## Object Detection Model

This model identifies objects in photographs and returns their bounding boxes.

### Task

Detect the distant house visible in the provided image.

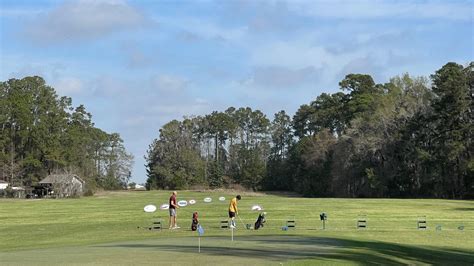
[127,183,145,190]
[0,180,25,198]
[0,180,8,190]
[135,184,146,190]
[39,174,85,198]
[11,186,25,198]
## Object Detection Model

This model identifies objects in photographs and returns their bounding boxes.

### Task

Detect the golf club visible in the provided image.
[238,215,247,228]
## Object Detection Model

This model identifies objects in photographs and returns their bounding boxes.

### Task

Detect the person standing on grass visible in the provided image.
[169,191,180,229]
[228,195,241,228]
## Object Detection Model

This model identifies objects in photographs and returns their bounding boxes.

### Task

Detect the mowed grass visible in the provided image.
[0,191,473,265]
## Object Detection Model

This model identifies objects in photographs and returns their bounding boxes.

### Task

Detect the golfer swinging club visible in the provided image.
[228,195,241,229]
[169,191,180,229]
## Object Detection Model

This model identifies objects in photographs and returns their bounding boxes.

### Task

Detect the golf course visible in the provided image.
[1,190,473,265]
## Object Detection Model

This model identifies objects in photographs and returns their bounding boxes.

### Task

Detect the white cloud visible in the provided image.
[158,16,247,43]
[123,115,147,127]
[247,38,368,88]
[23,0,149,43]
[0,8,44,18]
[150,74,188,93]
[177,31,201,42]
[5,64,48,80]
[92,75,130,97]
[149,102,209,116]
[339,56,382,78]
[244,65,322,89]
[250,40,336,69]
[85,73,209,121]
[1,57,68,84]
[120,42,154,68]
[289,0,472,21]
[53,77,84,96]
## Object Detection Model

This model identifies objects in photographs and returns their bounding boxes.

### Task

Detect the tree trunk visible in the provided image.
[215,135,219,163]
[10,127,15,184]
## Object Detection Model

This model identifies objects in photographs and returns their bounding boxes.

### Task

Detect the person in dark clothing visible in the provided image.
[169,191,180,229]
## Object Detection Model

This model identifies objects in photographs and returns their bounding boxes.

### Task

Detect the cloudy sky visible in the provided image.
[0,0,472,184]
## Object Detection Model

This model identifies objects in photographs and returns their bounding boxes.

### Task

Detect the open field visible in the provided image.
[1,191,473,265]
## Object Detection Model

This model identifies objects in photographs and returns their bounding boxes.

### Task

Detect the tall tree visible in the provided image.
[0,76,134,193]
[145,120,204,189]
[264,110,293,190]
[429,62,472,198]
[339,73,380,123]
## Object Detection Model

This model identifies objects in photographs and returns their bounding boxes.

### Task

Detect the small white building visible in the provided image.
[12,186,25,198]
[0,180,8,190]
[0,181,24,198]
[135,184,146,190]
[39,174,85,198]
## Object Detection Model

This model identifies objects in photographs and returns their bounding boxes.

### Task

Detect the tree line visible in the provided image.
[146,62,473,199]
[0,76,134,193]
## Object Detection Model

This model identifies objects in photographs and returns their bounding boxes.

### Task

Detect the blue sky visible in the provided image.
[1,0,472,184]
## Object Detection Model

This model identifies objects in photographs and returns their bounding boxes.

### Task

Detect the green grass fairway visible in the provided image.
[1,191,473,265]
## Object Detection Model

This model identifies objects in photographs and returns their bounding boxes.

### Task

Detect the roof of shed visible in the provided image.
[39,174,85,184]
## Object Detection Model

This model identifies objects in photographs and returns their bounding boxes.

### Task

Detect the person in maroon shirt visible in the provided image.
[169,191,180,229]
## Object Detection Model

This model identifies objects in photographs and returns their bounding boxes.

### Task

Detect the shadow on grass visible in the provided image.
[99,235,474,265]
[262,191,303,198]
[454,208,474,211]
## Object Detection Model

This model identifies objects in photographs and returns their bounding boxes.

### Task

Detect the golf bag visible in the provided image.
[254,212,266,230]
[191,212,199,231]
